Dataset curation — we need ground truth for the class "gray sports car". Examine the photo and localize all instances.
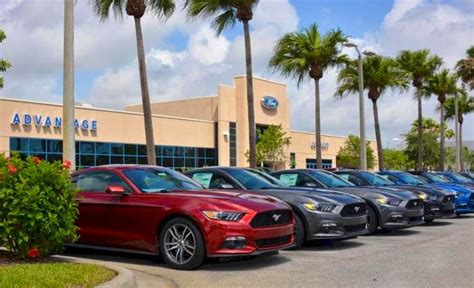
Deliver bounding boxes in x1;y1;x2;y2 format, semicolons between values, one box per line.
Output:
270;169;425;234
185;167;368;247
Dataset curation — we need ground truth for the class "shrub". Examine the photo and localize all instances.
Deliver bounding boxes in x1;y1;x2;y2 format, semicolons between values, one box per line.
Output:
0;154;78;258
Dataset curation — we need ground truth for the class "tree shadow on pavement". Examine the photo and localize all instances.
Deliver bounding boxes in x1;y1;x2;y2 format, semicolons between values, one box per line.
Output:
63;246;162;267
200;253;292;271
422;221;452;227
371;229;420;237
297;239;365;251
454;215;474;220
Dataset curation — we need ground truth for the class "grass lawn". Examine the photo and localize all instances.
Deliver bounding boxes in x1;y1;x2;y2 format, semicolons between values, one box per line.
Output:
0;262;116;288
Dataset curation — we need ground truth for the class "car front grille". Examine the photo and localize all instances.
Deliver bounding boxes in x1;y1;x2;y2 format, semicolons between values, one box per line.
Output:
343;223;366;233
406;199;423;209
409;216;423;223
255;235;292;248
443;195;455;203
250;210;293;228
340;203;367;217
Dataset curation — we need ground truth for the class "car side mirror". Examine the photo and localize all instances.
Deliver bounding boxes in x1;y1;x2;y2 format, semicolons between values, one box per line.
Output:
217;183;235;189
105;185;127;195
304;182;318;187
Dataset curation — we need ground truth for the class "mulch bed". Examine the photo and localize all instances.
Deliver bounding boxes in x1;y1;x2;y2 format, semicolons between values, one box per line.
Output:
0;250;60;266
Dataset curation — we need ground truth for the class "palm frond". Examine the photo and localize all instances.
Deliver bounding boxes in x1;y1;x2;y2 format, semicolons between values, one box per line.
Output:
92;0;125;20
148;0;176;20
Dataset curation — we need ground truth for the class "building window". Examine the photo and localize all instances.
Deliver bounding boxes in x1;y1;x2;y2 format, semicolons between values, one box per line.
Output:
229;122;237;166
9;137;216;170
305;159;332;169
290;153;296;168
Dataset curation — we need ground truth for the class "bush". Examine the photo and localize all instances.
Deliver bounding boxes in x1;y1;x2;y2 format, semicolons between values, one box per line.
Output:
0;154;78;258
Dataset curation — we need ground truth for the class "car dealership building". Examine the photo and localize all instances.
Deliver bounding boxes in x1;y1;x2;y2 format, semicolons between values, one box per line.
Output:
0;76;377;170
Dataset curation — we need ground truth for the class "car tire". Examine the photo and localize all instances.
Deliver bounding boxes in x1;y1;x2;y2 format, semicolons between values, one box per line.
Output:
293;213;306;248
366;206;378;235
159;217;206;270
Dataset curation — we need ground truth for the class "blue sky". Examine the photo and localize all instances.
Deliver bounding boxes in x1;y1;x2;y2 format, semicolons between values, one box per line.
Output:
1;0;473;146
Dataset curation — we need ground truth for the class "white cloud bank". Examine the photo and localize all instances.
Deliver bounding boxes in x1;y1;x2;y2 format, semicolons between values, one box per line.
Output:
0;0;473;145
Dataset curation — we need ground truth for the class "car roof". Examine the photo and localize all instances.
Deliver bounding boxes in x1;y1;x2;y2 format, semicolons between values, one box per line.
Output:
72;165;167;175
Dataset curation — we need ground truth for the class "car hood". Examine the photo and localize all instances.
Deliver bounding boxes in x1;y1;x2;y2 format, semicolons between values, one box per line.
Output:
257;188;364;205
334;186;417;200
430;183;474;193
165;189;290;212
388;185;448;197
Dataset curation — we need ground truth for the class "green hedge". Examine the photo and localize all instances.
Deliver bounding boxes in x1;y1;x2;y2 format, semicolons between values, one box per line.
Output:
0;154;78;258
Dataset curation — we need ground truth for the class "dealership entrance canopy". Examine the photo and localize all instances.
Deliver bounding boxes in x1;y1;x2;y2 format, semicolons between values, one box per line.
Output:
0;76;376;170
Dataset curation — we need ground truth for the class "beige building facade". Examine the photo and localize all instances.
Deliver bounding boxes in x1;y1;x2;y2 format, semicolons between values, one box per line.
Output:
0;76;376;170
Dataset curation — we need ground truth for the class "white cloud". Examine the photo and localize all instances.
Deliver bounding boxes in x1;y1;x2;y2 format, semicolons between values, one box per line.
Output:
1;0;473;146
189;27;230;65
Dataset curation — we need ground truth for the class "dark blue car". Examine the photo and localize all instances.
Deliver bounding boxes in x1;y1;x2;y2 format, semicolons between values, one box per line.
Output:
405;171;474;215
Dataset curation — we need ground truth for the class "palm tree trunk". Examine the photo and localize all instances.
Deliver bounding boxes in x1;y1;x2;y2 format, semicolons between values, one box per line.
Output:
372;100;384;171
459;121;464;171
242;20;256;168
416;92;423;170
134;17;156;165
314;78;322;169
439;104;445;171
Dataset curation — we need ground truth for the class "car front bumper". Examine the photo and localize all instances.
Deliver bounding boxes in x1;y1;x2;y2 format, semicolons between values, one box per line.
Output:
305;212;368;240
202;220;295;257
424;201;456;220
378;205;424;229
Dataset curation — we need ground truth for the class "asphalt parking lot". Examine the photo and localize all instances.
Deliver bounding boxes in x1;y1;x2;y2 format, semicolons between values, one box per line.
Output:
66;215;474;288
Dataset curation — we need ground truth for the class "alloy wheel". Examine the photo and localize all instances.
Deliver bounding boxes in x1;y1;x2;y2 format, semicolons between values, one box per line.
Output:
163;224;196;265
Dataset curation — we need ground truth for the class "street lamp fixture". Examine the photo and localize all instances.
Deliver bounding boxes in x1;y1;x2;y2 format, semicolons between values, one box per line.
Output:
362;51;377;57
343;42;367;170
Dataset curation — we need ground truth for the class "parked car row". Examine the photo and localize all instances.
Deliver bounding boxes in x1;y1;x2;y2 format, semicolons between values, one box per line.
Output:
69;165;474;270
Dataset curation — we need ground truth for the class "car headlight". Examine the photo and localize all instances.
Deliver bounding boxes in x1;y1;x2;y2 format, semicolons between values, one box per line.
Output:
202;211;245;221
417;193;428;200
427;195;438;201
457;192;466;197
376;198;402;206
303;202;337;212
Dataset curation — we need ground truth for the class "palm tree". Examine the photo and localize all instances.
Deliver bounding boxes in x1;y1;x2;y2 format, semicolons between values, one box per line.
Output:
422;69;458;171
92;0;176;165
269;24;348;169
336;55;409;171
441;87;474;170
456;46;474;90
396;49;442;170
185;0;260;168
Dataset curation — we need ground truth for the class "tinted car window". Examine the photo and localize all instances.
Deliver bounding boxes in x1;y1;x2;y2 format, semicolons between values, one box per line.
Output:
438;173;471;183
356;171;394;186
338;173;367;186
393;172;426;185
124;168;203;193
75;171;130;193
224;169;274;190
308;171;354;188
381;174;404;185
276;173;299;187
191;172;214;188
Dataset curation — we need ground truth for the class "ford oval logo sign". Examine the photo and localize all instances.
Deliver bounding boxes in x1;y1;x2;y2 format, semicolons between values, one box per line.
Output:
261;96;279;110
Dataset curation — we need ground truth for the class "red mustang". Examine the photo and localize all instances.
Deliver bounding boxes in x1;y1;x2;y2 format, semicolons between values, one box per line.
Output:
70;165;294;269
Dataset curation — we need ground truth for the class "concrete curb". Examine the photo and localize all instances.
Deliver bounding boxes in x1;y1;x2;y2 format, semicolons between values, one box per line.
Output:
52;255;137;288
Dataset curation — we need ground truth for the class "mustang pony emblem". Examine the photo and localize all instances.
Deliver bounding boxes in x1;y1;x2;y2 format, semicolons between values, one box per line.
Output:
272;214;282;222
354;206;360;212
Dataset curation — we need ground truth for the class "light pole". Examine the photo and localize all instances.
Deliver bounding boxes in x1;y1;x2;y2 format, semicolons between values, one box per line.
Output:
454;93;461;171
63;0;75;170
343;43;370;170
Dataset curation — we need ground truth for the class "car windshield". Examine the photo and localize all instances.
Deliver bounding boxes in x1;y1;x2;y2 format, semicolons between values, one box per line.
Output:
123;168;203;193
357;171;394;186
423;172;449;183
224;169;276;190
309;170;354;187
245;169;288;187
438;172;471;183
393;172;427;185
